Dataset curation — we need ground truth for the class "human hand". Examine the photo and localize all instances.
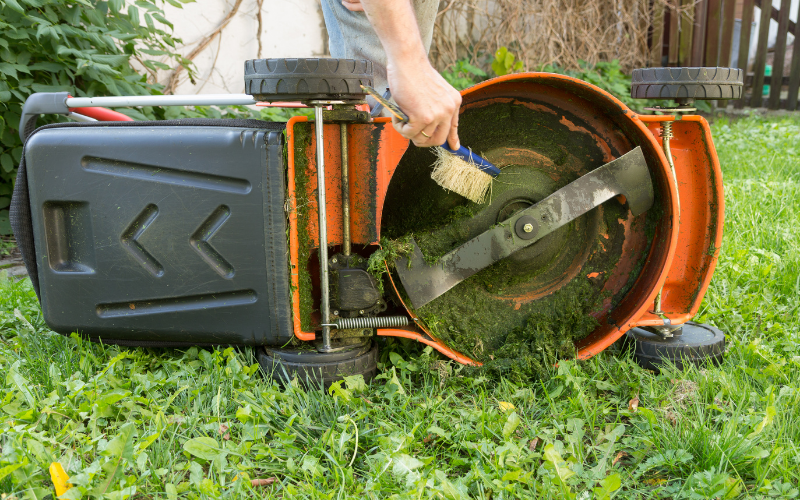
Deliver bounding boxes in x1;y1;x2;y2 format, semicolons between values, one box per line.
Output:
342;0;364;12
387;56;461;149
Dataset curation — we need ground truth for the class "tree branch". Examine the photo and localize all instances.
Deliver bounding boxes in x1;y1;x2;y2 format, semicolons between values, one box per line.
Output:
257;0;264;58
163;0;244;94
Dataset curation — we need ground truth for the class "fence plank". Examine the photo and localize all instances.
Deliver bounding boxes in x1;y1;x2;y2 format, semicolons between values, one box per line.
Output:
669;4;680;65
768;0;792;109
750;0;772;107
679;0;695;65
735;0;755;108
717;0;737;107
705;0;722;66
650;1;666;67
718;0;736;67
788;0;800;110
692;0;708;65
754;0;797;34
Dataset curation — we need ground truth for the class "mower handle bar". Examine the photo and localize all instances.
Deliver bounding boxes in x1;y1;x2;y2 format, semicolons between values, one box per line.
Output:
66;94;258;108
20;92;260;142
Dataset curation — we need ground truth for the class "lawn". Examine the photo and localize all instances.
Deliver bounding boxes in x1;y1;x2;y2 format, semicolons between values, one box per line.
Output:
1;113;800;499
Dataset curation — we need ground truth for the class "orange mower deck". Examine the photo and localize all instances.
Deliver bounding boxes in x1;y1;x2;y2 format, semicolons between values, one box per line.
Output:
286;73;723;365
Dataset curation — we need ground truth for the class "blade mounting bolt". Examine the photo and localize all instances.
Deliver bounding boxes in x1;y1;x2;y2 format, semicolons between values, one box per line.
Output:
515;215;538;240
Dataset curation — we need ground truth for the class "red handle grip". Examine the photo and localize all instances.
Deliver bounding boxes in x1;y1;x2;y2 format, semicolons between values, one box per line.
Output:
69;107;134;122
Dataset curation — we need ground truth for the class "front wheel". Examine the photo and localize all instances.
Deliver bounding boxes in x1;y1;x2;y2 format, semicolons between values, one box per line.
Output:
258;339;379;388
631;67;744;101
625;322;725;372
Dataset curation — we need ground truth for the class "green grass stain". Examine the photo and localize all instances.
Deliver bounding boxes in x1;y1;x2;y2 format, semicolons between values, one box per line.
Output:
291;124;316;331
379;99;660;381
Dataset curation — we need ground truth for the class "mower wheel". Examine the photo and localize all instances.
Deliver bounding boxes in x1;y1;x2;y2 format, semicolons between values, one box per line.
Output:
244;58;373;102
631;67;743;101
625;322;725;372
258;339;379;388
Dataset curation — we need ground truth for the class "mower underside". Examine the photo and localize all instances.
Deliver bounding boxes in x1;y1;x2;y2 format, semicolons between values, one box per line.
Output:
12;62;732;379
18;120;294;346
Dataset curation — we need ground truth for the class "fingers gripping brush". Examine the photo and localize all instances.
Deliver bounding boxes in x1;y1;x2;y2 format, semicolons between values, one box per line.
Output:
362;85;501;204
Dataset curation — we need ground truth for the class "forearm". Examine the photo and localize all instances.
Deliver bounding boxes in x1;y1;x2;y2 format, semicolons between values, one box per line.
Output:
346;0;461;149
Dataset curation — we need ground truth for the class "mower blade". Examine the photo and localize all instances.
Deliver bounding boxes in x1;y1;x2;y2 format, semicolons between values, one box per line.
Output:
395;147;653;309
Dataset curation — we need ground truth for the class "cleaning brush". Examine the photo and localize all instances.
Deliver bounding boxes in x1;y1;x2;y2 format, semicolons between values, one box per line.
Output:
362;85;500;204
431;142;500;204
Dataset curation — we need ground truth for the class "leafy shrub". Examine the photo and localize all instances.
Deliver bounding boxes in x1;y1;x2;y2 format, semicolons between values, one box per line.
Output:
491;46;523;77
0;0;196;235
537;59;708;113
440;53;667;113
440;59;488;91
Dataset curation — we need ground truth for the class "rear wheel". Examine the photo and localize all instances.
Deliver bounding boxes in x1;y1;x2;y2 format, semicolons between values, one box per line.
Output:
244;58;374;102
258;339;379;388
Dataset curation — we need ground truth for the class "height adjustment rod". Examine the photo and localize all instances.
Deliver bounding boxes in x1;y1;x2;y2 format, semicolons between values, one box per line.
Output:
312;102;333;352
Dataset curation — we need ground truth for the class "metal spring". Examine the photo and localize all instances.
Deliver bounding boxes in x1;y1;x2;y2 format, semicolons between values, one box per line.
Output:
661;120;673;139
335;316;410;329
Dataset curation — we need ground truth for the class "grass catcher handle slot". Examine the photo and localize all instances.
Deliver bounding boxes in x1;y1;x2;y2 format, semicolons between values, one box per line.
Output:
395;146;654;309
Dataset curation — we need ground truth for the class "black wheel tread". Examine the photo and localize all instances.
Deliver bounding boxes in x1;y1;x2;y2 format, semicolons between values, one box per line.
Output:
631;67;743;100
244;58;373;101
626;322;725;372
258;341;379;387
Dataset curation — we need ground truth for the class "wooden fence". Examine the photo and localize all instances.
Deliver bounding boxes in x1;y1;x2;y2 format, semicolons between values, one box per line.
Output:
650;0;800;109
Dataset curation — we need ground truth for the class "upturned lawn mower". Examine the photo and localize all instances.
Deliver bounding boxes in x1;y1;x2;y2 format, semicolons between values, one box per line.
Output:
11;59;742;384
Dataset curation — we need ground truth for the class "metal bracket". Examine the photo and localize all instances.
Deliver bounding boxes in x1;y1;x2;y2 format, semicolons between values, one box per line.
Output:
395;147;654;308
322;105;372;123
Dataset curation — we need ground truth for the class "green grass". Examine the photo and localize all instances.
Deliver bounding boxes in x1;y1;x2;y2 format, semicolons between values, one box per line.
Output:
2;113;800;498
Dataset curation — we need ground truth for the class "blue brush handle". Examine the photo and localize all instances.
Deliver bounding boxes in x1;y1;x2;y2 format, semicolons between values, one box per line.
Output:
440;143;501;177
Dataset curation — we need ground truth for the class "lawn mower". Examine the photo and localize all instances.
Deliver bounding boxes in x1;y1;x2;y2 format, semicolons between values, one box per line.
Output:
11;59;742;384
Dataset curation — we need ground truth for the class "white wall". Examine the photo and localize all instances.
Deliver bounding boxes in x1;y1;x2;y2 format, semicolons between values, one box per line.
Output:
153;0;328;95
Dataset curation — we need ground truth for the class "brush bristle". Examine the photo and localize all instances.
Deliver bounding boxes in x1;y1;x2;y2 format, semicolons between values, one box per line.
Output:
430;147;493;204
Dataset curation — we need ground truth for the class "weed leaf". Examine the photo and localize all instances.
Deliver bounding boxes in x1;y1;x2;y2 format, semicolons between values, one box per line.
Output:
543;443;575;482
502;411;521;439
748;405;776;438
7;361;35;406
183;436;222;461
593;472;622;500
393;454;424;485
0;461;25;481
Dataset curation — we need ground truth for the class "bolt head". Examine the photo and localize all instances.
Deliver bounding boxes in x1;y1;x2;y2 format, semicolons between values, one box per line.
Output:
359;310;365;314
523;223;534;233
333;310;339;316
331;258;337;264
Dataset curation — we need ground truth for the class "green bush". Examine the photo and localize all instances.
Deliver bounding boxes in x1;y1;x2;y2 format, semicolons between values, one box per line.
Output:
537;60;708;113
0;0;197;235
538;60;638;107
441;59;487;91
490;46;523;77
440;53;672;113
